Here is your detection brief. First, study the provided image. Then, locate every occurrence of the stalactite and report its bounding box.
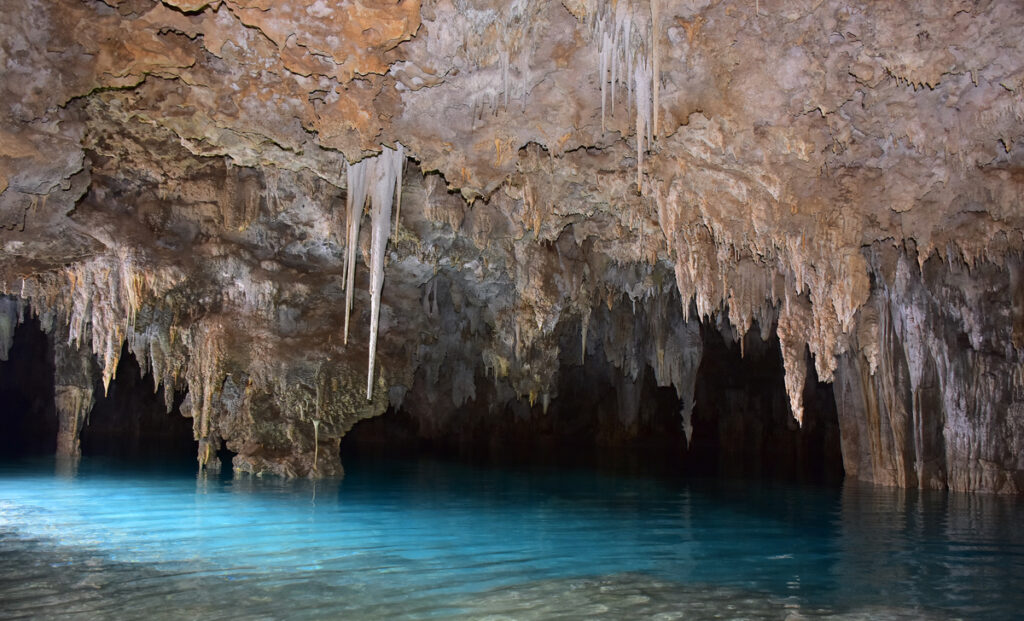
[680,404,694,447]
[634,56,652,192]
[52,321,97,460]
[580,307,591,363]
[366,143,404,399]
[40,253,183,398]
[650,0,660,139]
[186,322,225,469]
[450,0,541,118]
[778,292,812,427]
[592,0,658,184]
[500,42,510,110]
[343,159,370,345]
[342,142,407,400]
[393,155,405,236]
[600,27,611,131]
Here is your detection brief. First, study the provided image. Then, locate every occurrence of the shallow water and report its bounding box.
[0,456,1022,620]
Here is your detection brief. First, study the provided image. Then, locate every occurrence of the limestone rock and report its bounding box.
[0,0,1022,490]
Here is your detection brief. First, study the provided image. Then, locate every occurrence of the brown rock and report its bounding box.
[0,0,1021,490]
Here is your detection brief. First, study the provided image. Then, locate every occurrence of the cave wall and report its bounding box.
[1,1,1022,490]
[835,246,1024,494]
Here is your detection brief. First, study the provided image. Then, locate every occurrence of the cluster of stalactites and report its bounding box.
[651,177,876,426]
[6,251,186,399]
[6,252,200,425]
[446,0,544,119]
[182,321,226,468]
[342,143,405,400]
[591,0,660,190]
[595,288,702,444]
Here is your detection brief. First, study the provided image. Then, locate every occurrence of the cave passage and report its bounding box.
[80,344,195,462]
[1,308,844,483]
[0,316,195,464]
[687,323,843,483]
[0,315,58,458]
[343,319,844,484]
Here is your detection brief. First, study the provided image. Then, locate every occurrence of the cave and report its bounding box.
[0,309,195,463]
[2,0,1024,618]
[0,313,58,459]
[79,344,195,462]
[343,314,844,484]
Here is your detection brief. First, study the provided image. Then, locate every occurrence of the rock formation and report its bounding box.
[1,0,1021,491]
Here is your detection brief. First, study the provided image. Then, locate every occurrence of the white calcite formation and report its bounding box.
[0,0,1022,490]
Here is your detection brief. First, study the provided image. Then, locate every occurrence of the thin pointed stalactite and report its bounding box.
[343,159,370,345]
[651,0,660,139]
[580,308,590,364]
[600,27,610,131]
[393,153,405,237]
[591,1,657,191]
[366,144,404,399]
[634,56,652,192]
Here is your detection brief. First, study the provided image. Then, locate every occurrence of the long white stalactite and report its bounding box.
[634,57,652,192]
[593,1,658,191]
[343,160,369,345]
[651,0,659,139]
[366,144,404,399]
[343,144,405,400]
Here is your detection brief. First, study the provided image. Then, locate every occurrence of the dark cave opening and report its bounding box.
[1,305,841,482]
[343,317,844,484]
[81,343,195,461]
[0,314,59,458]
[0,311,195,463]
[687,323,843,484]
[216,439,238,472]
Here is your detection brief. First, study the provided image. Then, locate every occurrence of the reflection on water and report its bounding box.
[0,456,1022,620]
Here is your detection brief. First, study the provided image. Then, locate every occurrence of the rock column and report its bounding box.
[51,323,96,460]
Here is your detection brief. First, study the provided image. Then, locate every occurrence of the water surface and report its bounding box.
[1,456,1022,619]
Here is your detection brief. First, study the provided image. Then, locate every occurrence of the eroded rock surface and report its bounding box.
[0,0,1021,489]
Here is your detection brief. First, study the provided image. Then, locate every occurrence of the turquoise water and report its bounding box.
[1,456,1022,620]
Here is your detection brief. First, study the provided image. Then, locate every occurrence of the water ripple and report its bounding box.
[1,457,1022,620]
